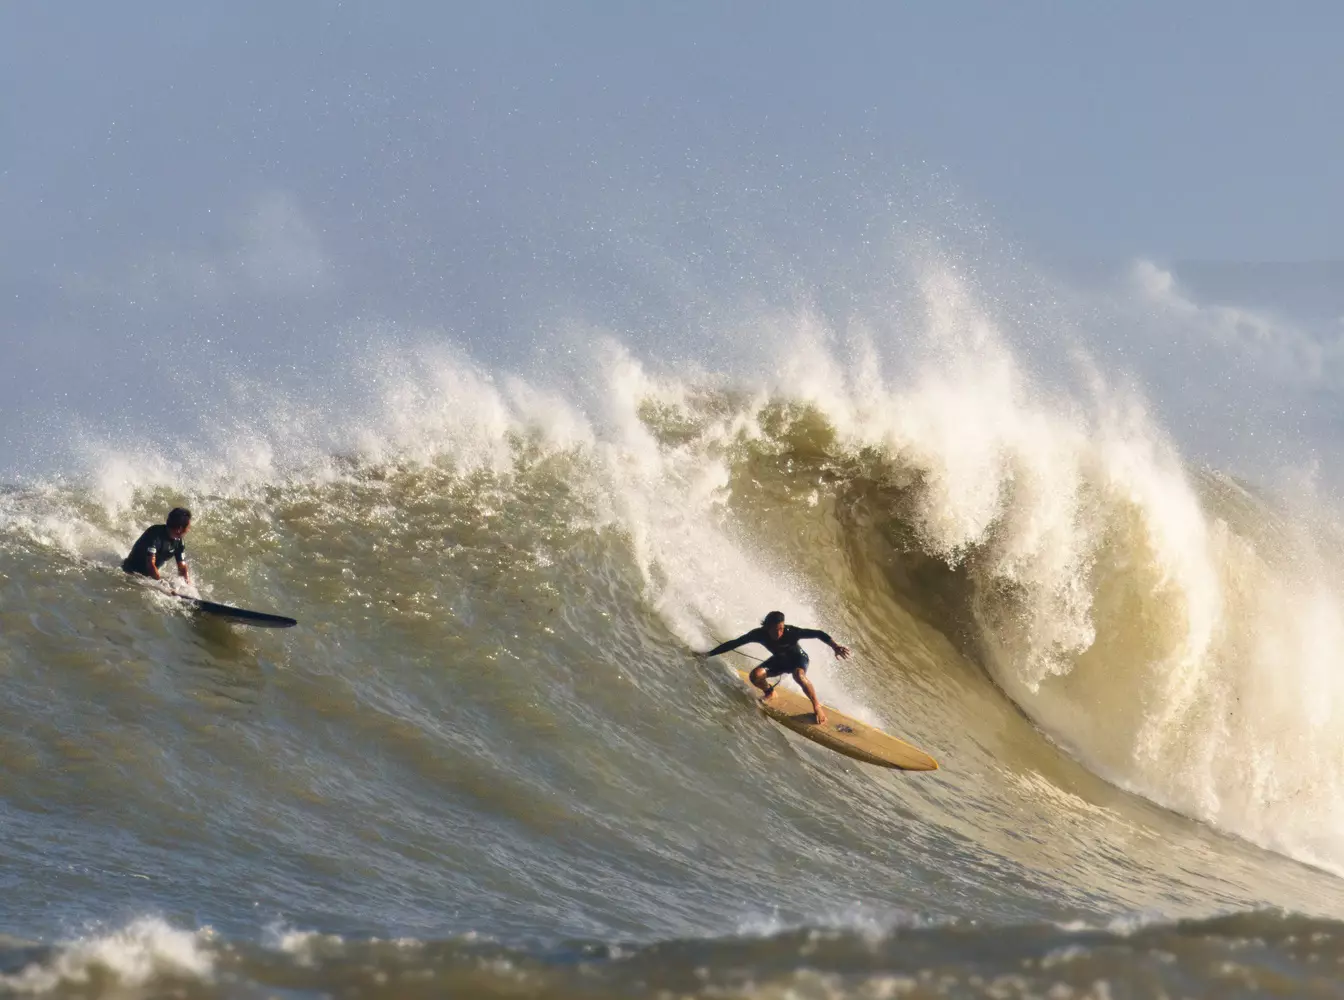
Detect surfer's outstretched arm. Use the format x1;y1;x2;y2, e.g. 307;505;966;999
700;628;763;658
793;628;852;659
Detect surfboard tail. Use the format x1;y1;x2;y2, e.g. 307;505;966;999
734;669;938;771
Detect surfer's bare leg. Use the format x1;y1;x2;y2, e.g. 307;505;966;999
793;669;826;725
749;666;777;700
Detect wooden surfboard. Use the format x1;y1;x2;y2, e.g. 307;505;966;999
736;669;938;771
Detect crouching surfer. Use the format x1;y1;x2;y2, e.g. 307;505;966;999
122;507;192;586
698;611;851;724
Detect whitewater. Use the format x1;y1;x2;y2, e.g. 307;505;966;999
5;224;1344;997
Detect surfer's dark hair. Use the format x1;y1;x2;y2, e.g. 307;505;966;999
167;507;192;530
762;610;785;627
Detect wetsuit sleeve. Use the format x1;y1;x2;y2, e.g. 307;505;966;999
174;538;186;564
705;629;763;657
144;530;165;565
791;628;837;648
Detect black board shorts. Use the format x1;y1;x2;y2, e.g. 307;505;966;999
761;647;809;678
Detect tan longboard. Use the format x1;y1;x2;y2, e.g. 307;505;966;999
736;669;938;771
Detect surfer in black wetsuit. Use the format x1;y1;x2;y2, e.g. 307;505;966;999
122;507;192;586
698;611;851;725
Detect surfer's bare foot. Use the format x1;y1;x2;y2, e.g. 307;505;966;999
814;708;827;725
760;683;778;701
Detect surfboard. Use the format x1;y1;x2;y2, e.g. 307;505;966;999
109;562;298;627
176;595;298;628
736;669;937;771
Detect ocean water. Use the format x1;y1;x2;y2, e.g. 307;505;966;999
5;238;1344;999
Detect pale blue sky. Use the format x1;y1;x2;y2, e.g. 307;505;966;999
3;3;1344;474
6;3;1342;264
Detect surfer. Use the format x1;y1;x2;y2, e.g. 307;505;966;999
122;507;192;586
699;611;851;725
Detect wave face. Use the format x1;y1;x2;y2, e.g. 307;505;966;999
6;254;1344;997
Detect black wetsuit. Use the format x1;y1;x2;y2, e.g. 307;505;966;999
706;625;837;677
122;524;185;577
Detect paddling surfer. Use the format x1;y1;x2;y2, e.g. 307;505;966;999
122;507;192;586
698;611;851;724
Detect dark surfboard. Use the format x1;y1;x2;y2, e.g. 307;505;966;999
108;561;297;628
177;595;297;628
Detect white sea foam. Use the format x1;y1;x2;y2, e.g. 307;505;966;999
771;263;1344;877
0;918;214;993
